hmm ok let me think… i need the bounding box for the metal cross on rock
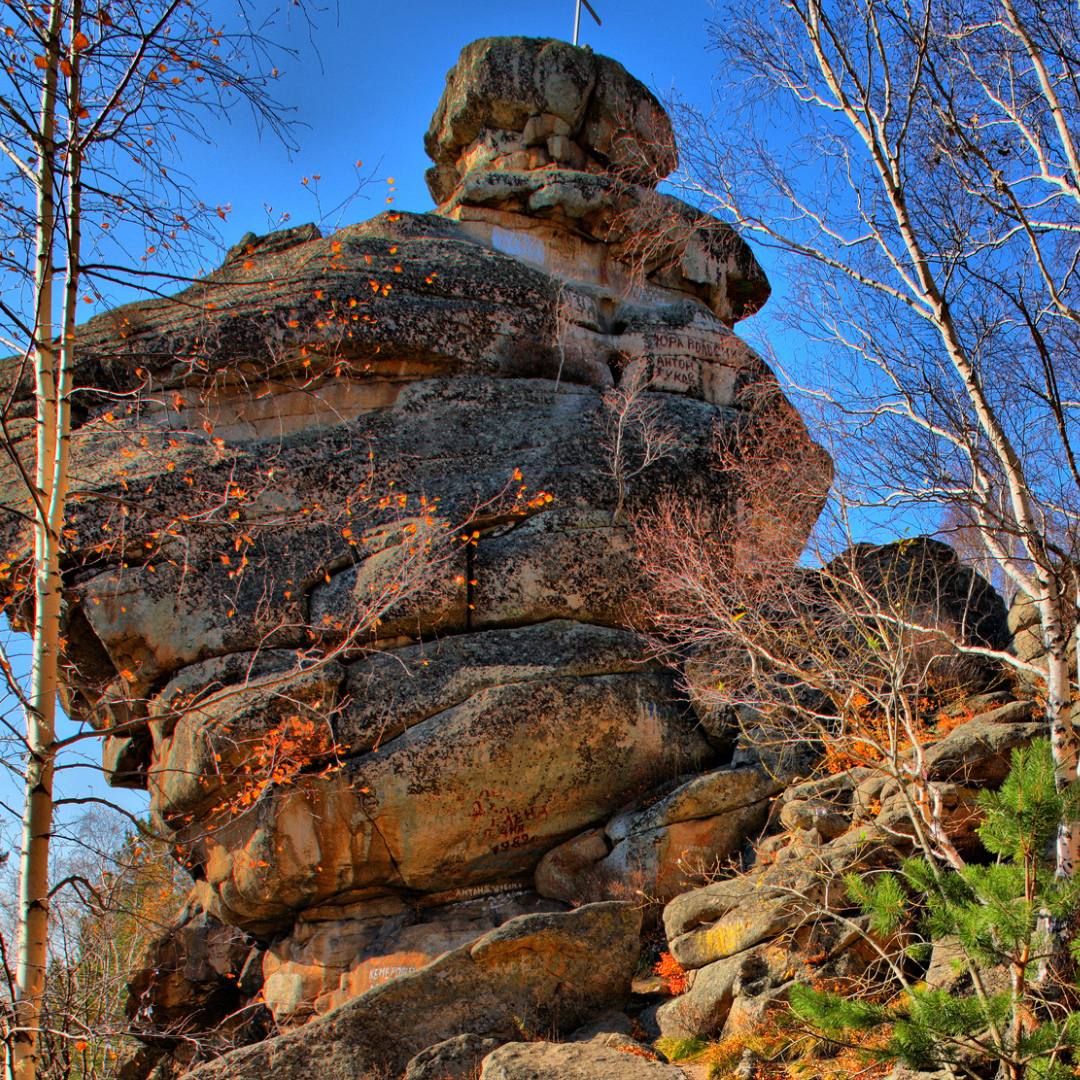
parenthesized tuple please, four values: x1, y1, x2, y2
(572, 0, 601, 46)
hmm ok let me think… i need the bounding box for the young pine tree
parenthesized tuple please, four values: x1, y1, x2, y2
(790, 740, 1080, 1080)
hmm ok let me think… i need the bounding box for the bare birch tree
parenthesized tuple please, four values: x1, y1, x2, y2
(663, 0, 1080, 930)
(0, 809, 190, 1080)
(0, 4, 310, 1076)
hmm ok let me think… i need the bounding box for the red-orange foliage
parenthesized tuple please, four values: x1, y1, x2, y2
(618, 1044, 660, 1061)
(821, 693, 986, 775)
(655, 951, 688, 995)
(215, 714, 341, 817)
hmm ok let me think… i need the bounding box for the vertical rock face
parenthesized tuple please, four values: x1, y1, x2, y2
(0, 35, 829, 1068)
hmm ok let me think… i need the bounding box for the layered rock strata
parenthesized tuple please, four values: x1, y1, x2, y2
(0, 35, 829, 1066)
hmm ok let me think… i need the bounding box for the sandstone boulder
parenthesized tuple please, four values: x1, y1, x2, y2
(405, 1034, 503, 1080)
(569, 1010, 636, 1041)
(479, 1040, 682, 1079)
(261, 890, 564, 1027)
(425, 37, 677, 199)
(923, 716, 1043, 784)
(665, 880, 796, 972)
(826, 538, 1011, 692)
(125, 907, 265, 1053)
(663, 831, 899, 972)
(656, 918, 878, 1039)
(536, 766, 780, 906)
(188, 661, 709, 932)
(778, 798, 849, 840)
(0, 35, 832, 1068)
(421, 37, 771, 323)
(182, 902, 642, 1080)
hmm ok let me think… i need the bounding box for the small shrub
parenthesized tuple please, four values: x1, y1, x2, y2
(654, 950, 689, 995)
(792, 739, 1080, 1080)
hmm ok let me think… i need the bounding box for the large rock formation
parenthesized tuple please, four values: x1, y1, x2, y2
(0, 36, 831, 1073)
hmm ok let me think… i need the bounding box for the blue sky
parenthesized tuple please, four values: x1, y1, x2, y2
(198, 0, 724, 243)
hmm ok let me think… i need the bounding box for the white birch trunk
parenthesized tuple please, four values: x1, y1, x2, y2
(9, 5, 73, 1077)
